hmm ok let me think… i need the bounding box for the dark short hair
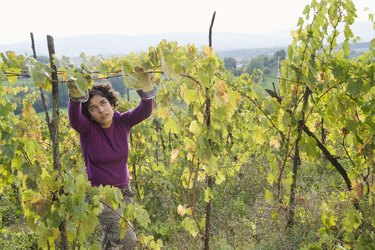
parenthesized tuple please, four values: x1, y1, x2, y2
(82, 82, 119, 119)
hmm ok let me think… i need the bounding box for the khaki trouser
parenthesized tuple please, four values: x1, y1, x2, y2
(98, 185, 137, 250)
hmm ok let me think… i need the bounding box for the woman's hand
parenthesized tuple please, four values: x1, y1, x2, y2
(124, 67, 153, 91)
(67, 81, 89, 102)
(124, 67, 155, 99)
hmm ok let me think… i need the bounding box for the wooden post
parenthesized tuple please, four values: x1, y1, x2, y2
(47, 35, 68, 249)
(204, 11, 216, 250)
(30, 32, 52, 137)
(47, 35, 61, 173)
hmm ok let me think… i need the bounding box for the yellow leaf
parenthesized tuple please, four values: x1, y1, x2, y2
(203, 46, 213, 57)
(269, 138, 281, 148)
(189, 120, 201, 136)
(252, 125, 266, 145)
(215, 171, 225, 185)
(183, 89, 197, 105)
(204, 187, 214, 203)
(177, 204, 186, 216)
(155, 106, 169, 119)
(215, 80, 228, 103)
(164, 117, 179, 134)
(170, 148, 180, 163)
(7, 74, 18, 84)
(265, 189, 273, 203)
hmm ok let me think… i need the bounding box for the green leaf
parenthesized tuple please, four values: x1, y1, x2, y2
(183, 137, 196, 153)
(134, 204, 151, 228)
(189, 120, 201, 136)
(25, 57, 52, 91)
(215, 171, 225, 185)
(164, 117, 179, 134)
(75, 173, 88, 192)
(0, 69, 4, 83)
(182, 217, 199, 237)
(266, 173, 276, 185)
(346, 78, 362, 95)
(303, 5, 310, 15)
(252, 83, 266, 99)
(197, 68, 210, 85)
(297, 17, 304, 27)
(72, 196, 89, 218)
(181, 168, 194, 189)
(265, 189, 273, 203)
(299, 136, 318, 159)
(342, 209, 362, 233)
(36, 222, 54, 248)
(183, 89, 198, 105)
(11, 154, 24, 170)
(204, 187, 213, 203)
(24, 140, 37, 164)
(101, 185, 122, 209)
(342, 40, 350, 57)
(74, 71, 91, 93)
(252, 125, 266, 145)
(264, 98, 280, 115)
(6, 74, 18, 84)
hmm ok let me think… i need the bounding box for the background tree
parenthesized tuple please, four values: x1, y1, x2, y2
(223, 57, 237, 70)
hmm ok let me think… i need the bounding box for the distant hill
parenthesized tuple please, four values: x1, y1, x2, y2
(0, 21, 372, 59)
(218, 41, 371, 61)
(0, 32, 292, 57)
(217, 47, 287, 61)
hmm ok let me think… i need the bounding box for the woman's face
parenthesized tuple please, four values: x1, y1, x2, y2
(88, 95, 114, 128)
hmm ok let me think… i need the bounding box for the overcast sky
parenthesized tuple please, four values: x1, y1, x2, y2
(1, 0, 374, 44)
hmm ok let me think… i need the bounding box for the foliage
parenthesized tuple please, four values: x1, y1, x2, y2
(223, 57, 237, 70)
(0, 0, 375, 249)
(243, 49, 285, 75)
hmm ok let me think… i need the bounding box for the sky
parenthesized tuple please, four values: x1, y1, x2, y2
(1, 0, 374, 44)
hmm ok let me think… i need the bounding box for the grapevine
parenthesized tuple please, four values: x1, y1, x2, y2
(1, 0, 375, 248)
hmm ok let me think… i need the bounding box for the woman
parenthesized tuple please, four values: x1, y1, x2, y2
(68, 72, 154, 249)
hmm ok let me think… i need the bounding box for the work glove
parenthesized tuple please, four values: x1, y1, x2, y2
(124, 67, 155, 99)
(67, 81, 89, 102)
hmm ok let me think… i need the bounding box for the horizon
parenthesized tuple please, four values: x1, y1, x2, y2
(1, 0, 374, 45)
(0, 20, 373, 58)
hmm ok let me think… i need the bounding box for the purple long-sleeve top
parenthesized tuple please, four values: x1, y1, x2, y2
(68, 98, 153, 188)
